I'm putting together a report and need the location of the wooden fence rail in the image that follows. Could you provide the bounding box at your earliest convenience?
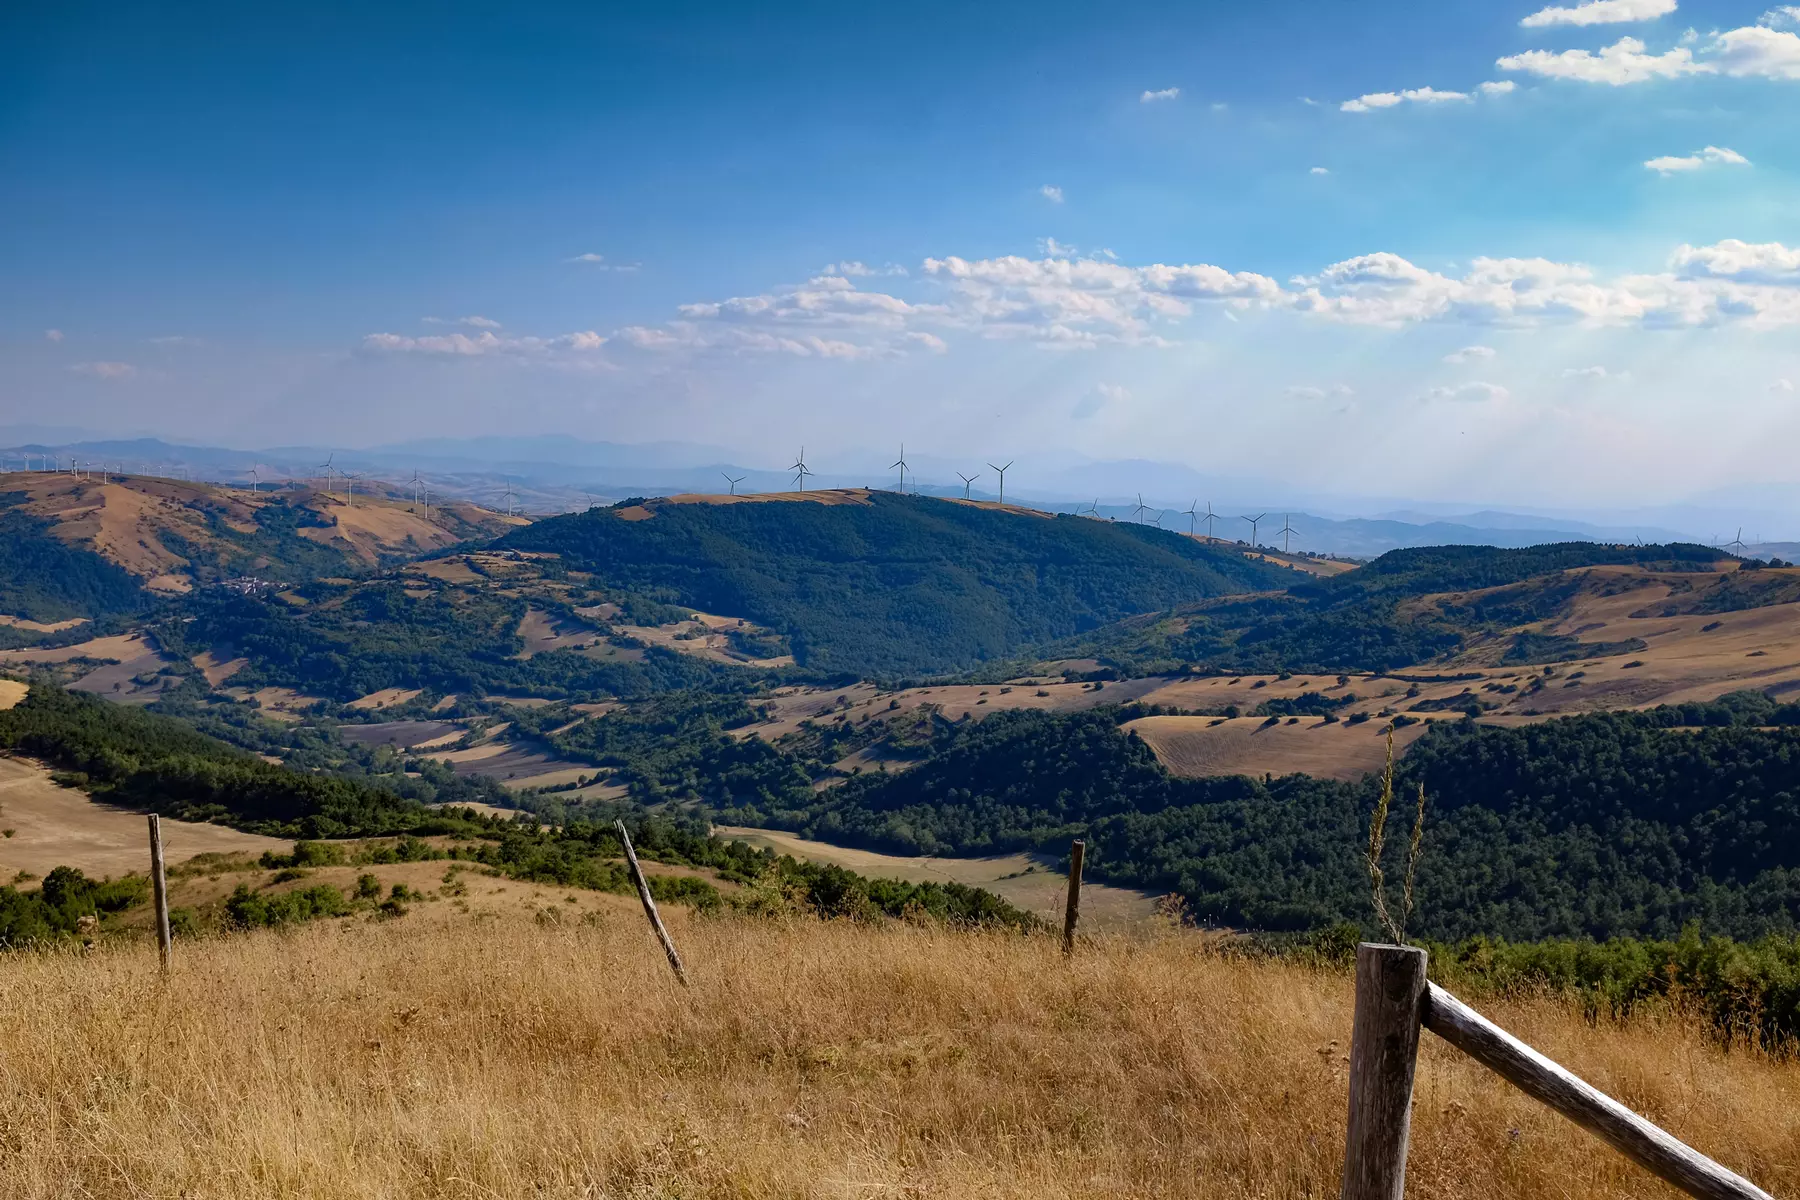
[1341,943,1775,1200]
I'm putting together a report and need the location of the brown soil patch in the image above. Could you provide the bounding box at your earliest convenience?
[348,687,424,711]
[0,680,26,710]
[0,632,150,666]
[0,756,288,879]
[0,615,88,633]
[192,650,248,686]
[1127,715,1438,782]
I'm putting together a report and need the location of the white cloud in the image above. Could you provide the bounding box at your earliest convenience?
[44,329,63,342]
[1425,381,1511,402]
[1521,0,1677,28]
[1497,36,1707,83]
[460,315,502,328]
[1040,184,1064,204]
[1763,7,1800,28]
[1646,145,1751,173]
[1444,344,1498,363]
[1479,80,1518,95]
[1774,378,1796,391]
[1140,87,1181,103]
[69,361,134,379]
[1342,87,1470,112]
[1074,382,1130,420]
[567,253,641,272]
[1562,365,1629,379]
[1710,24,1800,78]
[1310,166,1331,175]
[1671,239,1800,284]
[824,261,908,278]
[1039,236,1078,257]
[362,330,607,356]
[906,331,948,353]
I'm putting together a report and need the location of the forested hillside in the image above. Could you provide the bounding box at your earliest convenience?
[719,705,1800,942]
[0,501,148,622]
[1046,541,1726,675]
[497,493,1295,675]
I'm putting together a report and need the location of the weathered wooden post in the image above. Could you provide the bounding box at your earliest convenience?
[1061,838,1085,957]
[615,820,688,986]
[1340,943,1428,1200]
[147,814,172,973]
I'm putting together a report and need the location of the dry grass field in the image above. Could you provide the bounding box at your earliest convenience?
[0,755,287,879]
[1,909,1793,1199]
[1125,714,1441,781]
[714,825,1160,927]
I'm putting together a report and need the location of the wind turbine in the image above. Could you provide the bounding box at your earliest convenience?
[1150,509,1165,529]
[344,470,362,507]
[987,460,1013,505]
[317,453,336,497]
[790,447,813,493]
[1279,514,1297,554]
[890,444,909,494]
[957,471,981,499]
[249,467,261,493]
[1184,499,1199,536]
[1727,528,1748,555]
[722,472,746,496]
[1131,493,1150,524]
[1241,512,1267,547]
[502,477,520,517]
[583,490,597,511]
[1083,498,1099,517]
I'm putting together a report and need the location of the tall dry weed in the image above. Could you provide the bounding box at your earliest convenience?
[0,902,1791,1198]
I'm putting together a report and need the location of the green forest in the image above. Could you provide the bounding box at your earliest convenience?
[497,493,1296,676]
[0,499,149,622]
[718,704,1800,942]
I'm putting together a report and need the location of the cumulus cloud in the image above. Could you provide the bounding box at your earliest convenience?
[1444,344,1498,363]
[1039,236,1078,257]
[1040,184,1064,204]
[69,361,134,378]
[44,329,63,342]
[1310,166,1331,175]
[1342,87,1470,112]
[362,330,607,356]
[1497,36,1706,83]
[1671,239,1800,284]
[1710,24,1800,77]
[1479,80,1518,95]
[595,236,1800,363]
[1646,146,1751,173]
[1521,0,1677,28]
[1763,7,1800,27]
[1425,381,1510,402]
[1140,87,1180,102]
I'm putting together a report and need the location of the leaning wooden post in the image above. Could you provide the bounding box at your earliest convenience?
[1340,943,1428,1200]
[1061,838,1085,956]
[615,820,687,987]
[146,814,172,973]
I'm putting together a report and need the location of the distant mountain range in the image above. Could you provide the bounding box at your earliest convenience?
[2,428,1787,557]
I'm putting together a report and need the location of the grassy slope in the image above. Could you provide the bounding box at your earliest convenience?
[3,910,1790,1198]
[498,492,1296,676]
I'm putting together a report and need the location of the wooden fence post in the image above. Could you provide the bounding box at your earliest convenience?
[147,814,172,973]
[1062,838,1085,956]
[1340,943,1428,1200]
[615,821,688,987]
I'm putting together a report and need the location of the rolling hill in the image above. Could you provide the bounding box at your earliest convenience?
[0,471,521,623]
[496,490,1296,676]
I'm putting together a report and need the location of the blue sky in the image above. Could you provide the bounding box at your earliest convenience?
[4,0,1798,506]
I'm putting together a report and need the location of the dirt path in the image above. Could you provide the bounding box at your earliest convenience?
[0,756,289,880]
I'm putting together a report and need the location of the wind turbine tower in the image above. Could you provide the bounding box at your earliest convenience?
[790,448,813,493]
[890,444,909,494]
[317,453,335,498]
[1184,500,1199,537]
[1241,512,1267,547]
[722,472,746,496]
[987,460,1013,505]
[1279,514,1297,554]
[957,471,980,499]
[1131,493,1149,524]
[1727,528,1748,555]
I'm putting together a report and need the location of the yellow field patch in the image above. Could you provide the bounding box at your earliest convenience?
[0,680,27,711]
[348,687,423,711]
[0,615,88,633]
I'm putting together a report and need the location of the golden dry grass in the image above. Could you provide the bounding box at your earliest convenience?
[2,908,1793,1199]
